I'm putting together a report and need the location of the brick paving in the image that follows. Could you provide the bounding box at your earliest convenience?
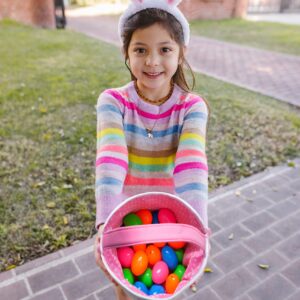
[1,159,299,300]
[65,11,300,107]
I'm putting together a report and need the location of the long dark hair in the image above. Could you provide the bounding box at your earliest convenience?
[121,8,195,93]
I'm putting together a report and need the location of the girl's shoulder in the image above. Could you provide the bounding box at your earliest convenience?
[97,82,132,107]
[178,89,209,114]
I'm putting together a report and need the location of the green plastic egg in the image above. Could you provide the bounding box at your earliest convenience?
[175,248,184,264]
[123,213,142,226]
[138,268,153,288]
[123,268,134,284]
[174,264,186,280]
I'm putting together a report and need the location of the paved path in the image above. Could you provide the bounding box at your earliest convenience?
[246,13,300,25]
[1,159,299,300]
[65,10,300,107]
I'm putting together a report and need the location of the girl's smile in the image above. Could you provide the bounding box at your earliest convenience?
[127,23,183,102]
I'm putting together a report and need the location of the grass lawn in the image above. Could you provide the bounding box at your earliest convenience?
[190,18,300,56]
[0,20,300,272]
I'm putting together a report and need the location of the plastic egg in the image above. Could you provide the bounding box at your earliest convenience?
[165,273,180,294]
[152,261,169,284]
[158,208,177,223]
[149,284,165,295]
[154,242,166,248]
[134,281,148,295]
[146,245,161,266]
[162,246,178,271]
[123,268,134,284]
[131,250,148,276]
[123,213,142,226]
[117,247,134,268]
[175,248,184,264]
[168,241,186,250]
[136,209,153,224]
[138,268,153,288]
[152,210,159,224]
[174,264,186,280]
[133,244,147,252]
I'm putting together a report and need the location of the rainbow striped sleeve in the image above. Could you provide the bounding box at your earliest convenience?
[95,91,128,227]
[173,97,209,226]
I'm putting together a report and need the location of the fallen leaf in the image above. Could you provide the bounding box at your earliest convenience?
[287,161,295,168]
[33,181,46,188]
[43,224,50,230]
[6,265,16,271]
[46,202,56,208]
[258,264,270,270]
[235,190,241,197]
[62,184,73,189]
[204,267,213,273]
[39,106,48,113]
[228,233,234,240]
[63,216,69,225]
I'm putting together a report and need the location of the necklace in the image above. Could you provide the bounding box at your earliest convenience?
[135,81,174,138]
[134,80,174,105]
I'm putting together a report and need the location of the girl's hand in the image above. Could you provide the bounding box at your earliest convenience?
[94,224,119,286]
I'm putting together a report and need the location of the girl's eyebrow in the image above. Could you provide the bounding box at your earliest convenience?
[131,41,175,46]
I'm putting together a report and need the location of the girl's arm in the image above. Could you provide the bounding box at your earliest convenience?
[95,90,128,229]
[173,97,209,227]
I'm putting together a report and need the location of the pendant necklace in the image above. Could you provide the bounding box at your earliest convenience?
[134,81,174,139]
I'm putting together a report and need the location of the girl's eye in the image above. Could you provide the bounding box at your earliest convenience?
[134,48,146,54]
[162,47,171,53]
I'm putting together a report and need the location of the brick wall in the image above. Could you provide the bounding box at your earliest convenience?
[0,0,55,28]
[179,0,249,20]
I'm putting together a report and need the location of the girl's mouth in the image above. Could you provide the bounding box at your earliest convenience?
[143,72,163,79]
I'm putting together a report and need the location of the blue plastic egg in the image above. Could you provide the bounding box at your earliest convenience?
[149,284,165,295]
[162,246,178,271]
[134,281,148,295]
[152,210,159,224]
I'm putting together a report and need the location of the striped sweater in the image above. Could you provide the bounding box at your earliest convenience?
[95,81,208,228]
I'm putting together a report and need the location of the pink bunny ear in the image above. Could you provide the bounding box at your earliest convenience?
[167,0,182,6]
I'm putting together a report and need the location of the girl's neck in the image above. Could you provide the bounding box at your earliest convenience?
[135,80,174,106]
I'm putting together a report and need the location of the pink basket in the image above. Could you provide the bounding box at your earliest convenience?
[100,192,210,300]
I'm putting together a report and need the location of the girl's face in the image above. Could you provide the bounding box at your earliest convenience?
[127,23,183,98]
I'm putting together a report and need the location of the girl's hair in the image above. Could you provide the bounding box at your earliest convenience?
[122,8,195,93]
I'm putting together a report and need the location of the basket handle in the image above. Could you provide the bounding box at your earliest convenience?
[102,223,208,249]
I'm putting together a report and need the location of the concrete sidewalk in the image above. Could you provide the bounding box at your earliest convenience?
[65,10,300,108]
[1,159,299,300]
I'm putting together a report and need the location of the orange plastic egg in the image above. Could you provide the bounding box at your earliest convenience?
[131,250,148,276]
[133,244,147,252]
[168,241,186,250]
[146,245,161,266]
[154,242,166,248]
[136,209,153,224]
[165,273,180,294]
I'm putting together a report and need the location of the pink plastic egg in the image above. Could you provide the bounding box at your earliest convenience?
[117,247,134,268]
[152,261,169,284]
[158,208,177,223]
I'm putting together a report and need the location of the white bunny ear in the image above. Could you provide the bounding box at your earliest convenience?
[166,0,182,6]
[131,0,144,4]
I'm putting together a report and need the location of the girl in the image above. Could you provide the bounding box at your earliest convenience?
[94,1,209,299]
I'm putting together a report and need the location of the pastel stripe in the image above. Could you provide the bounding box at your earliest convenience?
[129,161,174,172]
[129,153,176,165]
[175,182,208,194]
[125,174,174,186]
[106,90,203,120]
[175,149,206,159]
[96,156,128,170]
[174,162,208,174]
[96,177,122,187]
[97,128,124,139]
[97,145,128,156]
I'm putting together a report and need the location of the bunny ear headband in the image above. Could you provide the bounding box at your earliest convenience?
[118,0,190,46]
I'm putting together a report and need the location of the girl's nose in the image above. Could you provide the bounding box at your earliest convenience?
[145,54,159,66]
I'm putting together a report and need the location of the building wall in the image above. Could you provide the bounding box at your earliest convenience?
[179,0,249,20]
[0,0,55,28]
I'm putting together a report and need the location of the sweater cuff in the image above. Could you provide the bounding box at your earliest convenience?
[95,193,122,229]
